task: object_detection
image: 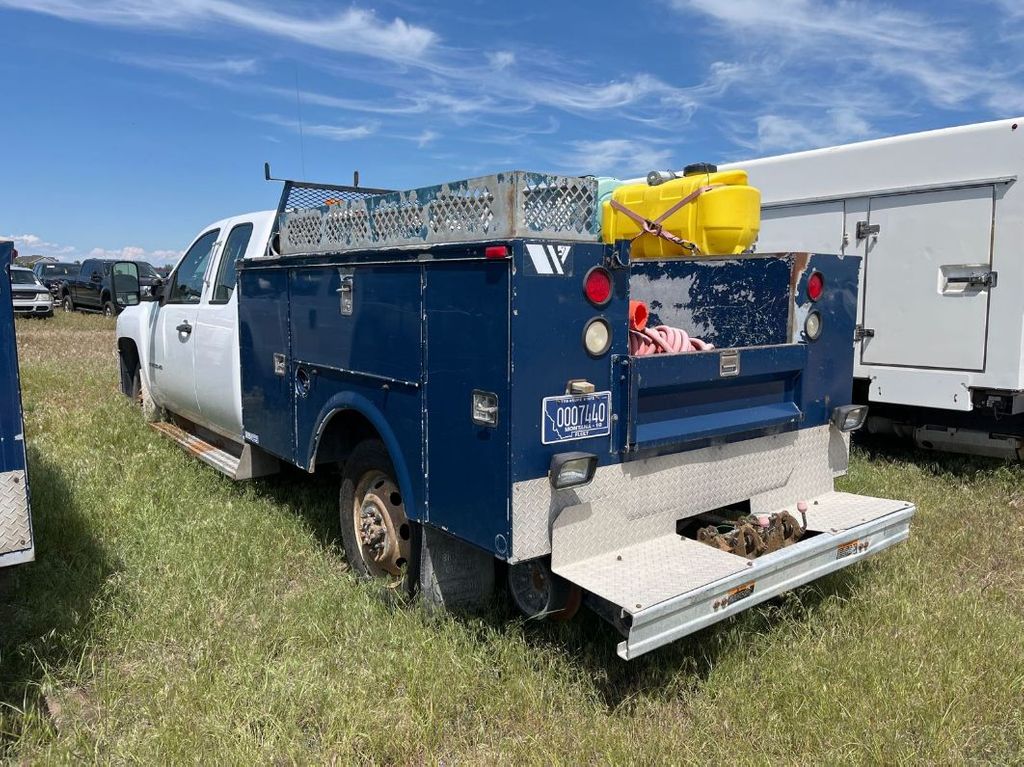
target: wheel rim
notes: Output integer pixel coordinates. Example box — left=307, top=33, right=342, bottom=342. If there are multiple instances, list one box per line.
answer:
left=62, top=298, right=71, bottom=312
left=351, top=469, right=411, bottom=577
left=509, top=560, right=553, bottom=617
left=104, top=305, right=113, bottom=317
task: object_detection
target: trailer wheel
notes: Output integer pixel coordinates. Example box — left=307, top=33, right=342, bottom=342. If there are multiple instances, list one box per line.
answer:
left=340, top=440, right=413, bottom=582
left=507, top=558, right=581, bottom=622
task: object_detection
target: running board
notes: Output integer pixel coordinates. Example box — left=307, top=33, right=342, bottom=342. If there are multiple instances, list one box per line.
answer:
left=150, top=421, right=279, bottom=480
left=551, top=490, right=915, bottom=659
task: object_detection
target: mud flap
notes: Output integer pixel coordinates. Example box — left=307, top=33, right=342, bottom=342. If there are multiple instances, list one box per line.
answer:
left=550, top=490, right=914, bottom=659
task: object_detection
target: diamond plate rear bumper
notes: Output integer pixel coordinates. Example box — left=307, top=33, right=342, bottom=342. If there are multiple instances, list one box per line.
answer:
left=0, top=469, right=34, bottom=568
left=550, top=490, right=914, bottom=659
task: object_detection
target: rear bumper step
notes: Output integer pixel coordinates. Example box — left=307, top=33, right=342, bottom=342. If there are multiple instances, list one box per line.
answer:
left=550, top=490, right=914, bottom=659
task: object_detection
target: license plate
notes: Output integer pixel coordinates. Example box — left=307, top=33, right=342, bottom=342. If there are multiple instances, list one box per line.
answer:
left=541, top=391, right=612, bottom=445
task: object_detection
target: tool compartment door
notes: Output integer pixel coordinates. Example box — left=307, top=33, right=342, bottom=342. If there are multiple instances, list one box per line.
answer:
left=860, top=187, right=994, bottom=371
left=756, top=201, right=847, bottom=255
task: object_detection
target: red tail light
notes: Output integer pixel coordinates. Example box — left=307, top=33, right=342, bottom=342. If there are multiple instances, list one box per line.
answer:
left=485, top=245, right=508, bottom=259
left=807, top=271, right=824, bottom=301
left=583, top=266, right=612, bottom=307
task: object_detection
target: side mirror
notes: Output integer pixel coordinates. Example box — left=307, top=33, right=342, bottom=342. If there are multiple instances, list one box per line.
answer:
left=147, top=277, right=165, bottom=303
left=112, top=261, right=141, bottom=308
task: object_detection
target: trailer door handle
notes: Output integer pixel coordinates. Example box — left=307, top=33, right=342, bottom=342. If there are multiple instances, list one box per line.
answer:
left=946, top=271, right=997, bottom=289
left=176, top=321, right=192, bottom=335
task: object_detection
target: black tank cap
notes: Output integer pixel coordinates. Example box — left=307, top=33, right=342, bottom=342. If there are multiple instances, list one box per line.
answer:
left=683, top=162, right=717, bottom=176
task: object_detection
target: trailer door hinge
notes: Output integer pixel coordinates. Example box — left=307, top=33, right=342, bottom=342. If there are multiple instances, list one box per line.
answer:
left=854, top=325, right=875, bottom=342
left=947, top=270, right=998, bottom=289
left=856, top=220, right=880, bottom=240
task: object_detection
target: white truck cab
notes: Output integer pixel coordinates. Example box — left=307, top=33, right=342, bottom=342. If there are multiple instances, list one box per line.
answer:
left=116, top=210, right=276, bottom=472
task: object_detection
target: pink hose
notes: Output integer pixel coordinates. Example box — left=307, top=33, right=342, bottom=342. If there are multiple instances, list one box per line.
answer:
left=627, top=301, right=713, bottom=356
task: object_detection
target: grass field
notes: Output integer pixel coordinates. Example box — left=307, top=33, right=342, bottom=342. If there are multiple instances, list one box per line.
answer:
left=1, top=312, right=1022, bottom=764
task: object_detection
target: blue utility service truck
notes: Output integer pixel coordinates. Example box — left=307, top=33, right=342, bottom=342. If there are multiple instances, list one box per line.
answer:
left=116, top=171, right=915, bottom=659
left=1, top=239, right=35, bottom=570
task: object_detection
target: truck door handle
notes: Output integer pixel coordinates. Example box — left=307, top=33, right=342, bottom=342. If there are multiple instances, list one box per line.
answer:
left=176, top=321, right=192, bottom=335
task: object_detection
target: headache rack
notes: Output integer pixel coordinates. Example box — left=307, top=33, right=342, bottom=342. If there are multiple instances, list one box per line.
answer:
left=271, top=171, right=601, bottom=255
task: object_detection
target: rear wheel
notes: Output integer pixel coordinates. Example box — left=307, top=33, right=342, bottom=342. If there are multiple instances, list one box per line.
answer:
left=339, top=440, right=414, bottom=582
left=62, top=295, right=74, bottom=313
left=507, top=558, right=582, bottom=621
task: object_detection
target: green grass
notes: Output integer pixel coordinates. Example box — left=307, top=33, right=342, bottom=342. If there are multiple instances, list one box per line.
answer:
left=1, top=312, right=1022, bottom=764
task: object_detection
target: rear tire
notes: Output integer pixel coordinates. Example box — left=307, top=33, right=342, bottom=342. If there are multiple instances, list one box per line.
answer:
left=131, top=367, right=163, bottom=423
left=61, top=295, right=74, bottom=313
left=339, top=440, right=415, bottom=585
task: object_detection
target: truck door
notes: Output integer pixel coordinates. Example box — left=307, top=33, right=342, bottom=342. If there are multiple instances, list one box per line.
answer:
left=75, top=260, right=99, bottom=308
left=193, top=219, right=253, bottom=439
left=859, top=186, right=994, bottom=371
left=149, top=228, right=220, bottom=423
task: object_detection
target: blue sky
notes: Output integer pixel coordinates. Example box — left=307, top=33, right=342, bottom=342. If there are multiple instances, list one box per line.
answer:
left=1, top=0, right=1021, bottom=264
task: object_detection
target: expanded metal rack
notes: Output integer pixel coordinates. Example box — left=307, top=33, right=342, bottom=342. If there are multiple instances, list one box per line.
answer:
left=272, top=171, right=601, bottom=255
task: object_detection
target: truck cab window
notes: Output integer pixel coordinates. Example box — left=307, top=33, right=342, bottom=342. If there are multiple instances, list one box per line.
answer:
left=168, top=229, right=219, bottom=304
left=210, top=223, right=252, bottom=304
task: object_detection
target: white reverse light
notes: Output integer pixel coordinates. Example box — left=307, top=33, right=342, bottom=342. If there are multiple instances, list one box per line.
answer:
left=804, top=311, right=822, bottom=341
left=583, top=317, right=612, bottom=356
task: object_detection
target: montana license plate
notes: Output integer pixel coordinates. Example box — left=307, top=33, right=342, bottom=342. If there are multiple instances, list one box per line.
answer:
left=541, top=391, right=612, bottom=444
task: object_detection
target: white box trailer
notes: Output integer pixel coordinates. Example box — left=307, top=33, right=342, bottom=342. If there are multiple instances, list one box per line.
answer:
left=721, top=117, right=1024, bottom=458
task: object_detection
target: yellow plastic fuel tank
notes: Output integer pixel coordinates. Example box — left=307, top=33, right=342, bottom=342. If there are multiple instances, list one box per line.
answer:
left=601, top=164, right=761, bottom=258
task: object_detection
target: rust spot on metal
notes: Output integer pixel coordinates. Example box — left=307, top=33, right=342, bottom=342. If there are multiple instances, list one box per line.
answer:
left=789, top=251, right=811, bottom=295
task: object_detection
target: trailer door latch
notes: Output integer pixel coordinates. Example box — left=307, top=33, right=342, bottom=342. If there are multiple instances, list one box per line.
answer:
left=854, top=325, right=875, bottom=342
left=946, top=271, right=998, bottom=289
left=856, top=220, right=880, bottom=240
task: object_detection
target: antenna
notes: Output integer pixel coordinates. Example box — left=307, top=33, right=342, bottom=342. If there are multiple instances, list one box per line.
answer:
left=353, top=170, right=360, bottom=188
left=293, top=64, right=306, bottom=179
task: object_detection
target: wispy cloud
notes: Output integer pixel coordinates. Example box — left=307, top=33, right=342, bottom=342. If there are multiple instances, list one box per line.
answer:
left=252, top=113, right=378, bottom=142
left=0, top=1, right=436, bottom=62
left=667, top=0, right=1024, bottom=152
left=742, top=108, right=874, bottom=154
left=115, top=53, right=260, bottom=79
left=559, top=139, right=674, bottom=176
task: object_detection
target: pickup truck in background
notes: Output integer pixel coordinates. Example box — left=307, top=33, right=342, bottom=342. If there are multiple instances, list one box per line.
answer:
left=32, top=261, right=77, bottom=298
left=0, top=241, right=35, bottom=569
left=58, top=258, right=161, bottom=316
left=114, top=170, right=915, bottom=659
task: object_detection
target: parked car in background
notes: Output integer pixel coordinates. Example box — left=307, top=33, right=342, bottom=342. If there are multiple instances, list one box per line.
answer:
left=9, top=266, right=53, bottom=318
left=32, top=261, right=78, bottom=297
left=58, top=258, right=161, bottom=316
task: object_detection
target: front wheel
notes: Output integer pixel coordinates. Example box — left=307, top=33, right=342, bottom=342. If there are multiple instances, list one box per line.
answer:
left=339, top=440, right=414, bottom=582
left=103, top=300, right=116, bottom=318
left=62, top=295, right=74, bottom=313
left=130, top=367, right=163, bottom=423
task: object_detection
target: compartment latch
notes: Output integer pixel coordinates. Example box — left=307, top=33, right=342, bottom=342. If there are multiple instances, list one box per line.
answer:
left=719, top=350, right=740, bottom=377
left=856, top=220, right=880, bottom=240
